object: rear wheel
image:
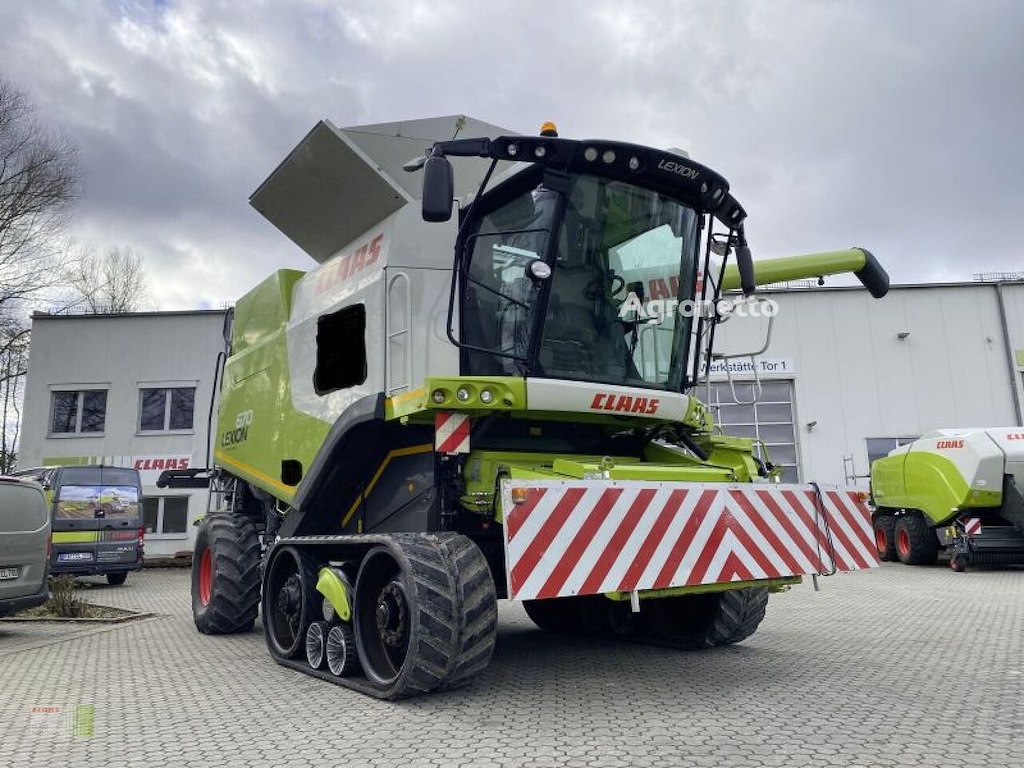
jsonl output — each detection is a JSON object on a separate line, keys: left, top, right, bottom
{"left": 192, "top": 513, "right": 261, "bottom": 634}
{"left": 894, "top": 514, "right": 939, "bottom": 565}
{"left": 873, "top": 514, "right": 897, "bottom": 561}
{"left": 647, "top": 588, "right": 769, "bottom": 649}
{"left": 106, "top": 572, "right": 128, "bottom": 586}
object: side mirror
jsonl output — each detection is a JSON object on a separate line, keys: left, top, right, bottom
{"left": 422, "top": 153, "right": 454, "bottom": 222}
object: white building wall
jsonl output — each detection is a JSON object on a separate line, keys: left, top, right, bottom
{"left": 20, "top": 311, "right": 228, "bottom": 556}
{"left": 714, "top": 284, "right": 1021, "bottom": 485}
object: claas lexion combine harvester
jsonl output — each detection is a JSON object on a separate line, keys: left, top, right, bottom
{"left": 160, "top": 116, "right": 890, "bottom": 699}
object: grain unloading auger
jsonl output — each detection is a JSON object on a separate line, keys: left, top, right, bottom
{"left": 163, "top": 116, "right": 890, "bottom": 699}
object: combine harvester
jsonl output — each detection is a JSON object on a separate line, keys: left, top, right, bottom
{"left": 163, "top": 116, "right": 890, "bottom": 698}
{"left": 871, "top": 429, "right": 1024, "bottom": 571}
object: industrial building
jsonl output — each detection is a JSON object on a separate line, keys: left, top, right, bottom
{"left": 19, "top": 310, "right": 227, "bottom": 557}
{"left": 17, "top": 277, "right": 1024, "bottom": 554}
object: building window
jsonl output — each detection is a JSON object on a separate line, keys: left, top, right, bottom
{"left": 142, "top": 496, "right": 190, "bottom": 536}
{"left": 704, "top": 380, "right": 800, "bottom": 483}
{"left": 865, "top": 437, "right": 917, "bottom": 465}
{"left": 50, "top": 390, "right": 107, "bottom": 435}
{"left": 139, "top": 387, "right": 196, "bottom": 432}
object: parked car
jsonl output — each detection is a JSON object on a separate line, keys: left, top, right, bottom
{"left": 14, "top": 465, "right": 144, "bottom": 586}
{"left": 0, "top": 476, "right": 51, "bottom": 616}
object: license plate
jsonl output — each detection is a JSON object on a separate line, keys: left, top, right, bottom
{"left": 58, "top": 552, "right": 93, "bottom": 562}
{"left": 0, "top": 567, "right": 19, "bottom": 580}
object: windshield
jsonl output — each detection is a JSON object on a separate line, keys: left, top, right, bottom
{"left": 461, "top": 174, "right": 699, "bottom": 390}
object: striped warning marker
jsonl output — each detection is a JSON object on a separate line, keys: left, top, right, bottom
{"left": 435, "top": 412, "right": 470, "bottom": 454}
{"left": 964, "top": 518, "right": 982, "bottom": 536}
{"left": 502, "top": 481, "right": 878, "bottom": 601}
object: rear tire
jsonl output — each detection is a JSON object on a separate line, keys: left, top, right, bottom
{"left": 894, "top": 514, "right": 939, "bottom": 565}
{"left": 192, "top": 513, "right": 262, "bottom": 634}
{"left": 106, "top": 572, "right": 128, "bottom": 586}
{"left": 872, "top": 514, "right": 897, "bottom": 562}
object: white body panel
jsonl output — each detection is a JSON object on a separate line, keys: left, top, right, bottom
{"left": 526, "top": 379, "right": 690, "bottom": 421}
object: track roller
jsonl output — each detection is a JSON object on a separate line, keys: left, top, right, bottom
{"left": 326, "top": 624, "right": 358, "bottom": 677}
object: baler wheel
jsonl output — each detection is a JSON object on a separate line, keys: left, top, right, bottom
{"left": 894, "top": 515, "right": 939, "bottom": 566}
{"left": 263, "top": 545, "right": 321, "bottom": 659}
{"left": 352, "top": 534, "right": 497, "bottom": 699}
{"left": 191, "top": 513, "right": 261, "bottom": 634}
{"left": 872, "top": 514, "right": 897, "bottom": 562}
{"left": 647, "top": 588, "right": 769, "bottom": 649}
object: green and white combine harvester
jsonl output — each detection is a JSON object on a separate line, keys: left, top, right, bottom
{"left": 160, "top": 116, "right": 891, "bottom": 699}
{"left": 870, "top": 429, "right": 1024, "bottom": 571}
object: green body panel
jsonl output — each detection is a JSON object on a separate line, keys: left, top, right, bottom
{"left": 722, "top": 248, "right": 868, "bottom": 291}
{"left": 315, "top": 567, "right": 352, "bottom": 622}
{"left": 216, "top": 270, "right": 330, "bottom": 503}
{"left": 872, "top": 451, "right": 1001, "bottom": 524}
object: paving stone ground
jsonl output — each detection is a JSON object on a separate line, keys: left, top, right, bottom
{"left": 1, "top": 563, "right": 1022, "bottom": 768}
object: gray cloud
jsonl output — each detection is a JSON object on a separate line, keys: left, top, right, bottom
{"left": 1, "top": 0, "right": 1021, "bottom": 309}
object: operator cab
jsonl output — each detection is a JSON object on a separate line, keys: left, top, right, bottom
{"left": 460, "top": 167, "right": 700, "bottom": 391}
{"left": 413, "top": 128, "right": 751, "bottom": 396}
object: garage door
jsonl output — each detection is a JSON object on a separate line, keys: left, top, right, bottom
{"left": 703, "top": 379, "right": 800, "bottom": 482}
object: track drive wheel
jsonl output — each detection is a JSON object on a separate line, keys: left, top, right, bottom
{"left": 263, "top": 545, "right": 321, "bottom": 659}
{"left": 647, "top": 588, "right": 769, "bottom": 650}
{"left": 894, "top": 514, "right": 939, "bottom": 566}
{"left": 872, "top": 514, "right": 897, "bottom": 562}
{"left": 192, "top": 513, "right": 261, "bottom": 634}
{"left": 352, "top": 533, "right": 497, "bottom": 699}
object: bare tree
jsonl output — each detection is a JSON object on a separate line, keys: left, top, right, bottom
{"left": 0, "top": 78, "right": 80, "bottom": 309}
{"left": 67, "top": 245, "right": 150, "bottom": 313}
{"left": 0, "top": 77, "right": 80, "bottom": 471}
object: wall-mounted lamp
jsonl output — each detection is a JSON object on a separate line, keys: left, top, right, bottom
{"left": 806, "top": 420, "right": 818, "bottom": 432}
{"left": 896, "top": 332, "right": 911, "bottom": 340}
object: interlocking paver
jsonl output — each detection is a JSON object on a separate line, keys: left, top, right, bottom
{"left": 0, "top": 564, "right": 1022, "bottom": 766}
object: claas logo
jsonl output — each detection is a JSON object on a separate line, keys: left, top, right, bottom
{"left": 936, "top": 439, "right": 964, "bottom": 449}
{"left": 590, "top": 393, "right": 660, "bottom": 415}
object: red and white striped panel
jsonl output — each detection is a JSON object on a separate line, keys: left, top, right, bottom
{"left": 963, "top": 518, "right": 982, "bottom": 536}
{"left": 501, "top": 481, "right": 877, "bottom": 601}
{"left": 435, "top": 412, "right": 470, "bottom": 454}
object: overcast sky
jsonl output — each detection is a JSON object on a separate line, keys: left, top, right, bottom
{"left": 1, "top": 0, "right": 1021, "bottom": 309}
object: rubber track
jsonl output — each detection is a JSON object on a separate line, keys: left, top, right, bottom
{"left": 433, "top": 532, "right": 498, "bottom": 690}
{"left": 708, "top": 587, "right": 769, "bottom": 646}
{"left": 193, "top": 513, "right": 261, "bottom": 634}
{"left": 266, "top": 533, "right": 497, "bottom": 699}
{"left": 524, "top": 588, "right": 770, "bottom": 651}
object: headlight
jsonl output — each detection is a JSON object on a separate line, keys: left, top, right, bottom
{"left": 456, "top": 387, "right": 471, "bottom": 402}
{"left": 431, "top": 389, "right": 446, "bottom": 404}
{"left": 479, "top": 389, "right": 494, "bottom": 404}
